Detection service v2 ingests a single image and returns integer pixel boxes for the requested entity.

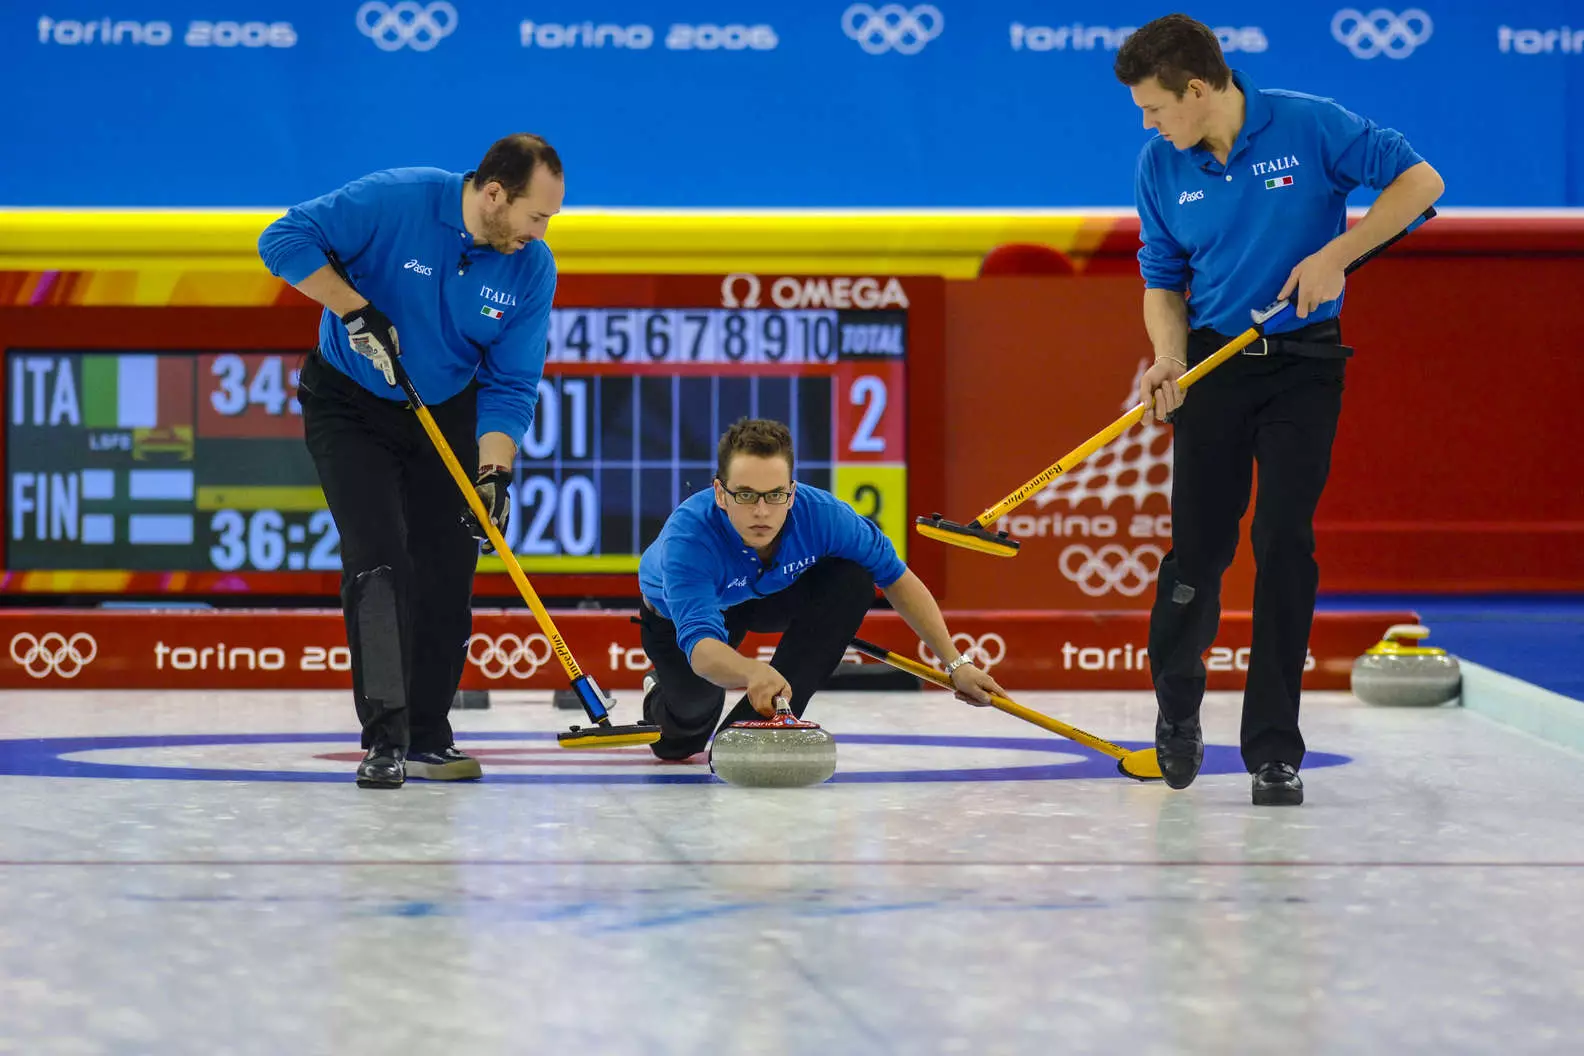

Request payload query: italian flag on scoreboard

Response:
[81,355,192,430]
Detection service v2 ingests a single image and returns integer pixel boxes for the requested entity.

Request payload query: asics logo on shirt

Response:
[403,259,434,275]
[1178,189,1205,205]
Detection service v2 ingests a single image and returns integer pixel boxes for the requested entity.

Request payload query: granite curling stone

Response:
[1351,624,1461,707]
[709,704,837,788]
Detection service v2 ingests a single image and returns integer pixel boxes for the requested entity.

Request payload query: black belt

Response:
[1189,319,1353,362]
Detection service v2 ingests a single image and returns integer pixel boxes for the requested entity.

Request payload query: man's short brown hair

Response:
[1114,14,1231,96]
[716,418,794,482]
[473,133,563,201]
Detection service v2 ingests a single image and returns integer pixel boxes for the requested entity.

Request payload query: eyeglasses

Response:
[718,480,794,506]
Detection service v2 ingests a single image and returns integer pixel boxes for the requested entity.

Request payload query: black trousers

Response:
[637,558,876,759]
[297,352,481,752]
[1149,328,1347,772]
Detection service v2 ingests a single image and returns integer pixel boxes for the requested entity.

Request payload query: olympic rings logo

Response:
[1059,544,1165,598]
[841,4,943,55]
[1331,8,1432,59]
[466,633,554,681]
[919,633,1006,671]
[356,1,457,52]
[9,632,98,680]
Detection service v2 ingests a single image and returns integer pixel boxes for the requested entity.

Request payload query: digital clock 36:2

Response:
[207,509,339,571]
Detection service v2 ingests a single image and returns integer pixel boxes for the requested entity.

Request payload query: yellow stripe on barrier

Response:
[0,209,1135,279]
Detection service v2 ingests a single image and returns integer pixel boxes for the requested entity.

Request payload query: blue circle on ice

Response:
[0,731,1350,785]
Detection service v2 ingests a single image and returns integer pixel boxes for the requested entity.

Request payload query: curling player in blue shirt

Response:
[1115,16,1443,805]
[637,418,1006,760]
[258,134,564,789]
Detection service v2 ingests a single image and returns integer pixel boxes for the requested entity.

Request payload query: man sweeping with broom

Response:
[1115,15,1443,804]
[258,133,565,789]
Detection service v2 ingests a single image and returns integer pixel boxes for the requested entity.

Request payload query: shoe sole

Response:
[1252,788,1304,806]
[405,761,483,781]
[356,775,404,789]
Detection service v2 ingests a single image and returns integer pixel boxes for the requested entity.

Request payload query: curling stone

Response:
[1351,624,1461,707]
[709,703,837,788]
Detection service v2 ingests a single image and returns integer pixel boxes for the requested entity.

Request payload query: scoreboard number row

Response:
[546,309,845,365]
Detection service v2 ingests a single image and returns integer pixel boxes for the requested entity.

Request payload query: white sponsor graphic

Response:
[467,632,555,680]
[666,23,777,50]
[1059,642,1316,673]
[721,273,762,308]
[403,259,434,276]
[1060,542,1164,598]
[519,21,777,50]
[10,632,97,679]
[1178,189,1205,205]
[1061,640,1150,671]
[1009,23,1266,54]
[1331,8,1432,59]
[918,633,1006,671]
[607,643,652,671]
[1498,25,1584,54]
[357,1,457,52]
[999,361,1173,598]
[720,274,910,310]
[146,642,351,672]
[35,17,296,47]
[154,641,287,671]
[842,4,943,55]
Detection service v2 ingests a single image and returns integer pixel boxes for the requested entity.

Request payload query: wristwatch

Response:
[943,654,976,676]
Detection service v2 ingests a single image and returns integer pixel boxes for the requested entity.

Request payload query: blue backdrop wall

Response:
[3,2,1581,207]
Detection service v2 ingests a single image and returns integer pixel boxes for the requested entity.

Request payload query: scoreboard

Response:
[0,274,946,597]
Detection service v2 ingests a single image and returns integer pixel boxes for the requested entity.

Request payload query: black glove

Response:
[463,466,512,553]
[340,303,400,386]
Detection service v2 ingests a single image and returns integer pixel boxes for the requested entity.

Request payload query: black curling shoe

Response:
[1252,761,1304,806]
[1155,712,1204,790]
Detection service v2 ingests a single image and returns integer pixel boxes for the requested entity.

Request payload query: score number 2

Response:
[840,368,901,459]
[848,376,887,454]
[836,368,906,556]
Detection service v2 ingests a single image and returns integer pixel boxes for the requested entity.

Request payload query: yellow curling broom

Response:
[327,257,658,749]
[916,207,1437,558]
[850,638,1162,781]
[393,357,659,749]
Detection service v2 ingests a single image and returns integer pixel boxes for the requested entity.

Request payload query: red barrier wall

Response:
[0,607,1412,692]
[932,217,1584,609]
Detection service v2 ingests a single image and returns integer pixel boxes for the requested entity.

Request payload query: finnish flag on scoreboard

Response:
[74,469,195,546]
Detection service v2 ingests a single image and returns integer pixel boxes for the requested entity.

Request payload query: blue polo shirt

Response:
[1135,71,1424,336]
[639,484,908,661]
[258,167,556,442]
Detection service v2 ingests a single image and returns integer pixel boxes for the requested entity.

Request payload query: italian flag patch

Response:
[480,305,504,320]
[1265,175,1294,189]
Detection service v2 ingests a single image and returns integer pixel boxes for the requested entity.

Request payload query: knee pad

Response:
[351,565,406,709]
